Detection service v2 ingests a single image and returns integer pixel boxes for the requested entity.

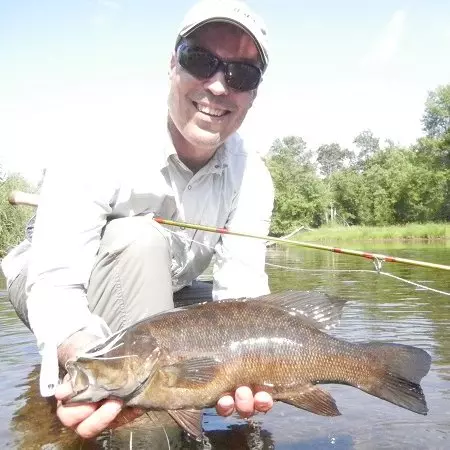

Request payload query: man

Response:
[2,0,275,440]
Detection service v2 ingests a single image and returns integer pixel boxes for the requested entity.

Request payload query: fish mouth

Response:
[64,349,162,404]
[66,360,89,395]
[65,360,109,403]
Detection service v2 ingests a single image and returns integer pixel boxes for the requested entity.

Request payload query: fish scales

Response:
[139,301,359,388]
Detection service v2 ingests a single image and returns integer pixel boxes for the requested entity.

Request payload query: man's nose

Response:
[204,71,229,96]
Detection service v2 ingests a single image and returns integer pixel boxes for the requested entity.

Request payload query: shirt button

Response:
[187,185,192,190]
[215,164,220,169]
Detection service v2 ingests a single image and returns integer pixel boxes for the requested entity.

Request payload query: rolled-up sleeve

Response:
[212,154,274,300]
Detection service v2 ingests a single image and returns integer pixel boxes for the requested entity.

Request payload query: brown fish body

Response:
[67,291,431,438]
[127,299,364,410]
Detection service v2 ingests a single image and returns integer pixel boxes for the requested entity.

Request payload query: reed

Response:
[294,223,450,243]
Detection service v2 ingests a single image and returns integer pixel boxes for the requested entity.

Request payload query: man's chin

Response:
[187,126,225,149]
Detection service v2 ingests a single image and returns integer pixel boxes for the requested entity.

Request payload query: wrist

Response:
[57,316,112,366]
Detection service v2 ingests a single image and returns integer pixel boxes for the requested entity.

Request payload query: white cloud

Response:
[361,10,406,68]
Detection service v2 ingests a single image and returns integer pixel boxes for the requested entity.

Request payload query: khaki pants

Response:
[7,216,212,335]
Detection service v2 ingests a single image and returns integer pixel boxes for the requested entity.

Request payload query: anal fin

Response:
[276,385,341,416]
[168,409,204,442]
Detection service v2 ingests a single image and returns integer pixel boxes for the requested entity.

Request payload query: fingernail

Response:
[221,397,234,408]
[236,386,251,400]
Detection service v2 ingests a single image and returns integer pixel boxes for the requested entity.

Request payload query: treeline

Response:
[0,172,35,257]
[266,84,450,236]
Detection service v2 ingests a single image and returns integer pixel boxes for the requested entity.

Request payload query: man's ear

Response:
[249,87,258,106]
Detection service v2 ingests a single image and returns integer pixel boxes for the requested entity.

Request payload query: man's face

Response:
[168,22,261,153]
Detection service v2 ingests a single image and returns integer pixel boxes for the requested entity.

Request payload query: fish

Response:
[65,291,431,441]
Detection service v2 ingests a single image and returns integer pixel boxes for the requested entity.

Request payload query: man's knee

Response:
[88,216,174,331]
[100,216,171,260]
[7,269,31,330]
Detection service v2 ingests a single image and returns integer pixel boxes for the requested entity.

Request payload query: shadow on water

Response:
[1,241,450,448]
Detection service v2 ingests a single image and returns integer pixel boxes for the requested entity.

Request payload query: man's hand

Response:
[216,386,274,418]
[55,330,146,439]
[55,381,145,439]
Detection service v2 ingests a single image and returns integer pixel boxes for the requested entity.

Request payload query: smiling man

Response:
[2,0,275,440]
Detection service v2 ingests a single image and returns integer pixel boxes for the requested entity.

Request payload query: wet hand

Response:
[55,330,144,439]
[55,380,145,439]
[216,386,273,418]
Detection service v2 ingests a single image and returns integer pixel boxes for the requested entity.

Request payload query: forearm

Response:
[213,153,274,299]
[24,160,116,396]
[27,285,111,396]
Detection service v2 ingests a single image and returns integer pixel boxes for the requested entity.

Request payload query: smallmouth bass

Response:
[65,291,431,441]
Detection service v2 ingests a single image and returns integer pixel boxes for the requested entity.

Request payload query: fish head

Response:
[64,329,162,404]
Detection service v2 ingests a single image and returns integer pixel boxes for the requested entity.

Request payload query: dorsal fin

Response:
[248,290,347,330]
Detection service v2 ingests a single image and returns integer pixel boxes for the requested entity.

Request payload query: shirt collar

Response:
[163,127,231,175]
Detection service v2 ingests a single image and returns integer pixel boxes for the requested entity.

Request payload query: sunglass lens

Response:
[178,46,217,79]
[226,63,261,91]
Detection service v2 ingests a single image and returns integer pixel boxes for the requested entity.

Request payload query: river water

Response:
[1,241,449,449]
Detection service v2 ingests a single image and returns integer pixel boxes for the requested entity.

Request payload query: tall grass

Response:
[292,223,450,243]
[0,175,35,257]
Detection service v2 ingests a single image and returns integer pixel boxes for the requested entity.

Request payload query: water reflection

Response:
[1,242,450,448]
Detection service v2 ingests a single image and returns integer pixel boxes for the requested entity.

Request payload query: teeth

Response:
[195,103,227,117]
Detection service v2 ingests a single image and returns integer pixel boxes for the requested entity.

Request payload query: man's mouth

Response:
[193,102,230,118]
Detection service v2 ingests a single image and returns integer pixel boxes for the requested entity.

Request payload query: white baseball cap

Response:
[176,0,269,72]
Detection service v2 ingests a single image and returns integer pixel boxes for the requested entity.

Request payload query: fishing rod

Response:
[8,190,450,272]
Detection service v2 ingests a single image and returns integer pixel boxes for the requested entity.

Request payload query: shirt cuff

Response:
[27,286,112,396]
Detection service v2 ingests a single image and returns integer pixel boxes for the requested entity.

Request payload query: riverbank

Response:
[290,222,450,243]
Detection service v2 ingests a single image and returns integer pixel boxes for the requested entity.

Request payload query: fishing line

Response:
[163,226,450,297]
[83,354,138,361]
[265,263,450,297]
[80,330,127,358]
[146,412,171,450]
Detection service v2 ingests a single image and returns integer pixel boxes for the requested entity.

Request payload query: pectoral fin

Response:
[162,357,220,386]
[276,385,341,416]
[168,409,203,441]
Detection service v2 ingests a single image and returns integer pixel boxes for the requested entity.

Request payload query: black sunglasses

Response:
[176,41,262,92]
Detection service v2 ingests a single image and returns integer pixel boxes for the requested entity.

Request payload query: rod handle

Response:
[8,190,39,207]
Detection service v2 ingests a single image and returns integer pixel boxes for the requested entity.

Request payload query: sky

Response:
[1,0,449,183]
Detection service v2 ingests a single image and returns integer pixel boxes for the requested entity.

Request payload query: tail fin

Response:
[358,343,431,415]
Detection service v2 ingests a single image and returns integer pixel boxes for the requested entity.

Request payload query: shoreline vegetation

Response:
[288,223,450,243]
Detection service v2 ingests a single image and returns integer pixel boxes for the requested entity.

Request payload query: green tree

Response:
[362,146,447,224]
[266,136,315,169]
[329,169,367,225]
[422,84,450,138]
[353,129,380,169]
[316,142,354,177]
[266,137,328,235]
[413,130,450,220]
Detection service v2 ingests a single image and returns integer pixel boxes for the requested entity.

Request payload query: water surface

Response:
[1,241,449,449]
